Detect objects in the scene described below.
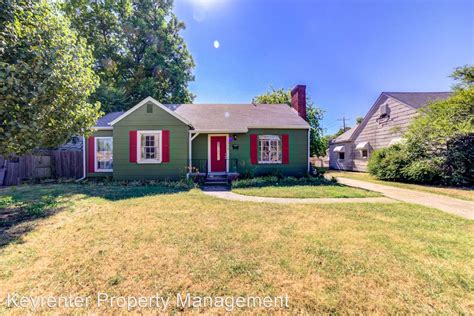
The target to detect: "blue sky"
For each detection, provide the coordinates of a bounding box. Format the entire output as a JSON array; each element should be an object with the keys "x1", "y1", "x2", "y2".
[{"x1": 174, "y1": 0, "x2": 474, "y2": 134}]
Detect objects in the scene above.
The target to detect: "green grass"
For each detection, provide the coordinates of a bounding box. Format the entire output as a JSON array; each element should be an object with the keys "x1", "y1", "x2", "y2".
[
  {"x1": 233, "y1": 185, "x2": 382, "y2": 198},
  {"x1": 0, "y1": 184, "x2": 473, "y2": 314},
  {"x1": 327, "y1": 171, "x2": 474, "y2": 202}
]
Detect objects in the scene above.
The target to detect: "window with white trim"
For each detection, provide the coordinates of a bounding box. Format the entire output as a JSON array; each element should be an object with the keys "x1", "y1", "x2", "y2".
[
  {"x1": 138, "y1": 131, "x2": 162, "y2": 163},
  {"x1": 95, "y1": 137, "x2": 113, "y2": 171},
  {"x1": 258, "y1": 135, "x2": 282, "y2": 164}
]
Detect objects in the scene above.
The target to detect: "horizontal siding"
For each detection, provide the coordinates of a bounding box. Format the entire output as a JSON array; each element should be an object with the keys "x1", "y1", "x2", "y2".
[
  {"x1": 329, "y1": 143, "x2": 355, "y2": 170},
  {"x1": 192, "y1": 134, "x2": 208, "y2": 160},
  {"x1": 233, "y1": 129, "x2": 308, "y2": 176},
  {"x1": 112, "y1": 101, "x2": 190, "y2": 180},
  {"x1": 354, "y1": 98, "x2": 418, "y2": 149},
  {"x1": 192, "y1": 129, "x2": 308, "y2": 176},
  {"x1": 330, "y1": 97, "x2": 419, "y2": 172}
]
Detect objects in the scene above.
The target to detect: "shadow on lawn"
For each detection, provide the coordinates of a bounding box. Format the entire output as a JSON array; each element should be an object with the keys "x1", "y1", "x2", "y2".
[{"x1": 0, "y1": 183, "x2": 191, "y2": 248}]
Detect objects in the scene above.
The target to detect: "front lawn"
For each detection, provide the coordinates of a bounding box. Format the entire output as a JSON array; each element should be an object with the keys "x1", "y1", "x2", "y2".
[
  {"x1": 327, "y1": 171, "x2": 474, "y2": 201},
  {"x1": 233, "y1": 185, "x2": 381, "y2": 198},
  {"x1": 0, "y1": 184, "x2": 472, "y2": 314}
]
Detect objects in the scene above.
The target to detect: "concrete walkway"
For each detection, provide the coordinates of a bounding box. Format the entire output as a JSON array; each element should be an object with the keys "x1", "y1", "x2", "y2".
[
  {"x1": 202, "y1": 190, "x2": 395, "y2": 204},
  {"x1": 334, "y1": 177, "x2": 474, "y2": 220}
]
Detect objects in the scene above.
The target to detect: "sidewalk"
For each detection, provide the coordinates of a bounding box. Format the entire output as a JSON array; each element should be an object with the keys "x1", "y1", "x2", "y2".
[{"x1": 334, "y1": 177, "x2": 474, "y2": 220}]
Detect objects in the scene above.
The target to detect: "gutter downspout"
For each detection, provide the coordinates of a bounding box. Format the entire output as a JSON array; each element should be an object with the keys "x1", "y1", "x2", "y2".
[
  {"x1": 307, "y1": 128, "x2": 311, "y2": 173},
  {"x1": 76, "y1": 135, "x2": 87, "y2": 181},
  {"x1": 187, "y1": 133, "x2": 192, "y2": 179}
]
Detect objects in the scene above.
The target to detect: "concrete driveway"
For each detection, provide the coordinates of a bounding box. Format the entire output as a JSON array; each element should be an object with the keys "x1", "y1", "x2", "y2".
[{"x1": 334, "y1": 177, "x2": 474, "y2": 220}]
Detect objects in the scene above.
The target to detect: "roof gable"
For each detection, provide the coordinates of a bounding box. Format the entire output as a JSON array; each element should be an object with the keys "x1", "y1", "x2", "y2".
[
  {"x1": 109, "y1": 97, "x2": 192, "y2": 126},
  {"x1": 343, "y1": 91, "x2": 451, "y2": 142}
]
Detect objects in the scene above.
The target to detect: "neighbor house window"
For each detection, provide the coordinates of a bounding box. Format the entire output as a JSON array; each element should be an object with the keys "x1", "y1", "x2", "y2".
[
  {"x1": 258, "y1": 135, "x2": 282, "y2": 164},
  {"x1": 95, "y1": 137, "x2": 113, "y2": 171},
  {"x1": 338, "y1": 152, "x2": 345, "y2": 160},
  {"x1": 138, "y1": 131, "x2": 162, "y2": 163},
  {"x1": 362, "y1": 150, "x2": 368, "y2": 158}
]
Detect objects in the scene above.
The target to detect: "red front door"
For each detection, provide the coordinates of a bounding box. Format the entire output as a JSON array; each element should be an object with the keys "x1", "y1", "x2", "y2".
[{"x1": 210, "y1": 136, "x2": 227, "y2": 172}]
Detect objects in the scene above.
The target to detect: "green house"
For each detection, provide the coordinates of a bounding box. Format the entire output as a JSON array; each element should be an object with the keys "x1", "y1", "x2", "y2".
[{"x1": 85, "y1": 85, "x2": 310, "y2": 180}]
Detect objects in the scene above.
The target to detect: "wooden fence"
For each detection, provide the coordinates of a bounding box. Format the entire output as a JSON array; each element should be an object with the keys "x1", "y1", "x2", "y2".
[{"x1": 0, "y1": 150, "x2": 83, "y2": 186}]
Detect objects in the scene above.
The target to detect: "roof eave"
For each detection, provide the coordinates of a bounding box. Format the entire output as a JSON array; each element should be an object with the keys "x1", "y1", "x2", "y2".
[
  {"x1": 247, "y1": 125, "x2": 310, "y2": 130},
  {"x1": 191, "y1": 129, "x2": 248, "y2": 133}
]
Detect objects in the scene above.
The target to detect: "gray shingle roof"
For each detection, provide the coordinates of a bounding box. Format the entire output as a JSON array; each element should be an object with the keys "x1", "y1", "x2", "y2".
[
  {"x1": 94, "y1": 104, "x2": 309, "y2": 131},
  {"x1": 384, "y1": 92, "x2": 451, "y2": 109},
  {"x1": 95, "y1": 111, "x2": 124, "y2": 127},
  {"x1": 333, "y1": 125, "x2": 359, "y2": 143},
  {"x1": 173, "y1": 103, "x2": 309, "y2": 131}
]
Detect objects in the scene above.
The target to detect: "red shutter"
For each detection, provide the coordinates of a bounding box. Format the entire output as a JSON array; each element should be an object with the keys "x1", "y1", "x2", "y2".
[
  {"x1": 250, "y1": 134, "x2": 258, "y2": 164},
  {"x1": 162, "y1": 130, "x2": 170, "y2": 162},
  {"x1": 87, "y1": 137, "x2": 95, "y2": 173},
  {"x1": 129, "y1": 130, "x2": 137, "y2": 163},
  {"x1": 282, "y1": 134, "x2": 289, "y2": 164}
]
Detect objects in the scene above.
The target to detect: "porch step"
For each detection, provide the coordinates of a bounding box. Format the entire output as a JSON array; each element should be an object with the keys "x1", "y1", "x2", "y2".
[
  {"x1": 203, "y1": 180, "x2": 229, "y2": 186},
  {"x1": 202, "y1": 184, "x2": 230, "y2": 192},
  {"x1": 202, "y1": 174, "x2": 230, "y2": 191},
  {"x1": 206, "y1": 174, "x2": 228, "y2": 180}
]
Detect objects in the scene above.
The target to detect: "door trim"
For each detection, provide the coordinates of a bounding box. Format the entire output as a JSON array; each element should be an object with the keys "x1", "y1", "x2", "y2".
[{"x1": 208, "y1": 134, "x2": 229, "y2": 173}]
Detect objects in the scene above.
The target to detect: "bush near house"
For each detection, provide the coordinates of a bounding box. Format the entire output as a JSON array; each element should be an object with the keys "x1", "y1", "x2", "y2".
[
  {"x1": 367, "y1": 145, "x2": 409, "y2": 182},
  {"x1": 368, "y1": 65, "x2": 474, "y2": 187},
  {"x1": 443, "y1": 133, "x2": 474, "y2": 186},
  {"x1": 231, "y1": 176, "x2": 336, "y2": 189}
]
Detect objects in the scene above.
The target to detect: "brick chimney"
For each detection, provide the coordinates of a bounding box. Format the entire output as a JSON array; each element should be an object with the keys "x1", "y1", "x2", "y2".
[{"x1": 291, "y1": 85, "x2": 306, "y2": 120}]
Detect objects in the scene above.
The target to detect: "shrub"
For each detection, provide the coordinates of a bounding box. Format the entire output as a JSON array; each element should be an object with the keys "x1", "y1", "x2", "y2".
[
  {"x1": 442, "y1": 133, "x2": 474, "y2": 186},
  {"x1": 367, "y1": 145, "x2": 409, "y2": 181},
  {"x1": 231, "y1": 176, "x2": 336, "y2": 189},
  {"x1": 79, "y1": 178, "x2": 197, "y2": 189},
  {"x1": 401, "y1": 158, "x2": 443, "y2": 184}
]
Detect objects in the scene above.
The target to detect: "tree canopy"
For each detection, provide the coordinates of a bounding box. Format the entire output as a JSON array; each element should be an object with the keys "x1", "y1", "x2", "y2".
[
  {"x1": 0, "y1": 0, "x2": 101, "y2": 156},
  {"x1": 253, "y1": 87, "x2": 326, "y2": 157},
  {"x1": 61, "y1": 0, "x2": 195, "y2": 113},
  {"x1": 404, "y1": 65, "x2": 474, "y2": 160}
]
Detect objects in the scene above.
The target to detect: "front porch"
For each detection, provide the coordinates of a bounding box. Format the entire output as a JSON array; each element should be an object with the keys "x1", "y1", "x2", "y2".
[{"x1": 187, "y1": 158, "x2": 240, "y2": 183}]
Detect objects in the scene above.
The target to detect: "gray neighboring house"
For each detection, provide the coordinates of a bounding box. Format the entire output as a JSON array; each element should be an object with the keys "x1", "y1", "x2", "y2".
[{"x1": 329, "y1": 92, "x2": 451, "y2": 171}]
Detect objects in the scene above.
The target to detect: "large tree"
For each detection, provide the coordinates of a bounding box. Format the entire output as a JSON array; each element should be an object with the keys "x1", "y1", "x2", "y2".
[
  {"x1": 254, "y1": 87, "x2": 326, "y2": 157},
  {"x1": 62, "y1": 0, "x2": 195, "y2": 113},
  {"x1": 0, "y1": 0, "x2": 101, "y2": 156},
  {"x1": 404, "y1": 65, "x2": 474, "y2": 160}
]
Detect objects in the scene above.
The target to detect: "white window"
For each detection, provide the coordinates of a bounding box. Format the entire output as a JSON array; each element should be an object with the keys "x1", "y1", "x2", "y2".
[
  {"x1": 95, "y1": 137, "x2": 113, "y2": 172},
  {"x1": 138, "y1": 131, "x2": 162, "y2": 163},
  {"x1": 258, "y1": 135, "x2": 282, "y2": 164}
]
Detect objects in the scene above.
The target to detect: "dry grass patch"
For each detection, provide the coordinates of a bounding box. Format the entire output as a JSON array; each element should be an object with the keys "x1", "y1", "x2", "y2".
[
  {"x1": 0, "y1": 184, "x2": 472, "y2": 314},
  {"x1": 327, "y1": 171, "x2": 474, "y2": 201}
]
